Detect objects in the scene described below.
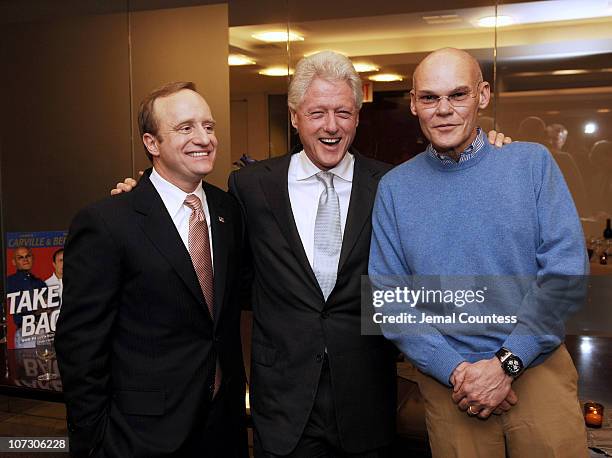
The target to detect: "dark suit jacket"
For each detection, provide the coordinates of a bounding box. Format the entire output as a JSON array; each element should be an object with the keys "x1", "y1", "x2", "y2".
[
  {"x1": 228, "y1": 150, "x2": 397, "y2": 455},
  {"x1": 56, "y1": 170, "x2": 248, "y2": 458}
]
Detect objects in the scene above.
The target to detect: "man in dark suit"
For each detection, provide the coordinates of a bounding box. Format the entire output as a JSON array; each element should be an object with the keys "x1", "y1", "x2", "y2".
[
  {"x1": 229, "y1": 51, "x2": 397, "y2": 458},
  {"x1": 56, "y1": 82, "x2": 248, "y2": 458},
  {"x1": 228, "y1": 51, "x2": 510, "y2": 457}
]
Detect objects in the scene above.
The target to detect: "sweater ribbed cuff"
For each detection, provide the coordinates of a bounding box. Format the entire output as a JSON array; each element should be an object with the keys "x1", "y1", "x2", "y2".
[
  {"x1": 426, "y1": 351, "x2": 466, "y2": 387},
  {"x1": 501, "y1": 334, "x2": 542, "y2": 368}
]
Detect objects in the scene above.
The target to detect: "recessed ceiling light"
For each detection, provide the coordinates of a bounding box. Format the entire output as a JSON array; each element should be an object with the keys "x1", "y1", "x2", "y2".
[
  {"x1": 369, "y1": 74, "x2": 403, "y2": 82},
  {"x1": 228, "y1": 54, "x2": 256, "y2": 66},
  {"x1": 477, "y1": 15, "x2": 514, "y2": 27},
  {"x1": 252, "y1": 31, "x2": 304, "y2": 42},
  {"x1": 353, "y1": 63, "x2": 379, "y2": 73},
  {"x1": 597, "y1": 108, "x2": 611, "y2": 113},
  {"x1": 552, "y1": 69, "x2": 589, "y2": 75},
  {"x1": 546, "y1": 110, "x2": 561, "y2": 115},
  {"x1": 584, "y1": 122, "x2": 597, "y2": 134},
  {"x1": 258, "y1": 67, "x2": 294, "y2": 76}
]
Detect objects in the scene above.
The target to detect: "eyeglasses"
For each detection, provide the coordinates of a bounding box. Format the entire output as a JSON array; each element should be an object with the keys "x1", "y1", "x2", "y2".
[{"x1": 412, "y1": 82, "x2": 482, "y2": 108}]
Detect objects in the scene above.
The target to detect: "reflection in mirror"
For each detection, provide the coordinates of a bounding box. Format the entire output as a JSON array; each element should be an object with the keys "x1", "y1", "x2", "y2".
[
  {"x1": 495, "y1": 1, "x2": 612, "y2": 234},
  {"x1": 229, "y1": 0, "x2": 291, "y2": 163},
  {"x1": 284, "y1": 1, "x2": 497, "y2": 163}
]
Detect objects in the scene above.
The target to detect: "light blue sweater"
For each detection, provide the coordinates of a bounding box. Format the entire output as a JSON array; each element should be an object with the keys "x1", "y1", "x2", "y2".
[{"x1": 369, "y1": 136, "x2": 588, "y2": 385}]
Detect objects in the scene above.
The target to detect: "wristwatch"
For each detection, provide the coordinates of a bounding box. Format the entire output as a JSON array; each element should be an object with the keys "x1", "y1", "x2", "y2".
[{"x1": 495, "y1": 347, "x2": 524, "y2": 377}]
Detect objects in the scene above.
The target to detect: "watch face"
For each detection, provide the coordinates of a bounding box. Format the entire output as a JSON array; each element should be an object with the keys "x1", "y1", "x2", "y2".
[{"x1": 505, "y1": 356, "x2": 523, "y2": 375}]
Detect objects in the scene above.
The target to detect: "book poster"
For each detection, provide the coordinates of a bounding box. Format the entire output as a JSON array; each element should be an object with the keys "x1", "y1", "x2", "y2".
[{"x1": 5, "y1": 231, "x2": 67, "y2": 349}]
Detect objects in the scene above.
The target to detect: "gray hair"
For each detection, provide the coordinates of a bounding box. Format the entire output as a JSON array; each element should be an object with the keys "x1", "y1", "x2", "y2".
[{"x1": 288, "y1": 51, "x2": 363, "y2": 111}]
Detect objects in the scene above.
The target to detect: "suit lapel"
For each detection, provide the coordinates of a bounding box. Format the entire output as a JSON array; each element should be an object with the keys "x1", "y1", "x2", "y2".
[
  {"x1": 204, "y1": 182, "x2": 229, "y2": 326},
  {"x1": 338, "y1": 152, "x2": 378, "y2": 272},
  {"x1": 133, "y1": 173, "x2": 211, "y2": 320},
  {"x1": 259, "y1": 156, "x2": 321, "y2": 295}
]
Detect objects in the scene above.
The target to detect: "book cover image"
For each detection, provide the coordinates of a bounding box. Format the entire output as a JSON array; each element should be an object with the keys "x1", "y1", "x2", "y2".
[{"x1": 5, "y1": 231, "x2": 67, "y2": 349}]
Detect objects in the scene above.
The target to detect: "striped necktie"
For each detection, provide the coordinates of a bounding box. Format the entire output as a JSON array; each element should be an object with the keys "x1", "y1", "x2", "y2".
[
  {"x1": 184, "y1": 194, "x2": 214, "y2": 315},
  {"x1": 184, "y1": 193, "x2": 221, "y2": 396}
]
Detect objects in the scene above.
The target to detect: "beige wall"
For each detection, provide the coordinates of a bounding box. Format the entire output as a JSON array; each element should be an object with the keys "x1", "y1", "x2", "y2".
[
  {"x1": 231, "y1": 93, "x2": 270, "y2": 161},
  {"x1": 130, "y1": 4, "x2": 231, "y2": 189}
]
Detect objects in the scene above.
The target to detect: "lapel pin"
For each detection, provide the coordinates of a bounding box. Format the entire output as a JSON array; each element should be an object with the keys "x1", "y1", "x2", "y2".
[{"x1": 218, "y1": 216, "x2": 225, "y2": 223}]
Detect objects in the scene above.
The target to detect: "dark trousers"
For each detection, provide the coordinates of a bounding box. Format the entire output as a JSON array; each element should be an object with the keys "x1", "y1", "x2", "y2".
[
  {"x1": 254, "y1": 356, "x2": 390, "y2": 458},
  {"x1": 94, "y1": 381, "x2": 248, "y2": 458},
  {"x1": 195, "y1": 382, "x2": 249, "y2": 458}
]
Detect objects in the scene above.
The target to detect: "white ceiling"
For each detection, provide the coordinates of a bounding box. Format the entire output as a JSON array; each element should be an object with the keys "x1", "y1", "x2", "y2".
[{"x1": 229, "y1": 0, "x2": 612, "y2": 95}]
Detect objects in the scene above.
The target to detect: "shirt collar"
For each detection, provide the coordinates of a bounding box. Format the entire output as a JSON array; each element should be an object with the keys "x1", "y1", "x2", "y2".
[
  {"x1": 427, "y1": 127, "x2": 485, "y2": 164},
  {"x1": 294, "y1": 149, "x2": 354, "y2": 183},
  {"x1": 150, "y1": 167, "x2": 205, "y2": 219}
]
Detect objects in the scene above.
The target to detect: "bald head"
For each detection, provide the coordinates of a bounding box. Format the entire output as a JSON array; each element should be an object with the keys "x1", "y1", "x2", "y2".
[
  {"x1": 13, "y1": 247, "x2": 33, "y2": 272},
  {"x1": 410, "y1": 47, "x2": 490, "y2": 157},
  {"x1": 413, "y1": 48, "x2": 483, "y2": 89}
]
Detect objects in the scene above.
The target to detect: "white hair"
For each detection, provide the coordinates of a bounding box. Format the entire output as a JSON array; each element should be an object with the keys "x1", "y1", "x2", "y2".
[{"x1": 288, "y1": 50, "x2": 363, "y2": 111}]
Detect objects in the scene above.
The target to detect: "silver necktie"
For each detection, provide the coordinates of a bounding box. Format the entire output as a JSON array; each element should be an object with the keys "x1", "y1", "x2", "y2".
[{"x1": 313, "y1": 171, "x2": 342, "y2": 300}]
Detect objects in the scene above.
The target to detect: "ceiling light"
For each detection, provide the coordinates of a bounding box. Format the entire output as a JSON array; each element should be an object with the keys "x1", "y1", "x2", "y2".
[
  {"x1": 228, "y1": 54, "x2": 255, "y2": 66},
  {"x1": 546, "y1": 110, "x2": 561, "y2": 115},
  {"x1": 353, "y1": 63, "x2": 379, "y2": 73},
  {"x1": 552, "y1": 69, "x2": 589, "y2": 75},
  {"x1": 584, "y1": 122, "x2": 597, "y2": 134},
  {"x1": 597, "y1": 108, "x2": 611, "y2": 113},
  {"x1": 252, "y1": 31, "x2": 304, "y2": 42},
  {"x1": 369, "y1": 74, "x2": 403, "y2": 82},
  {"x1": 258, "y1": 67, "x2": 294, "y2": 76},
  {"x1": 477, "y1": 15, "x2": 514, "y2": 28}
]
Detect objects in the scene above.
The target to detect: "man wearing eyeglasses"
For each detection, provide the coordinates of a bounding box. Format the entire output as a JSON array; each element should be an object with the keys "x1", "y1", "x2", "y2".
[{"x1": 369, "y1": 48, "x2": 588, "y2": 457}]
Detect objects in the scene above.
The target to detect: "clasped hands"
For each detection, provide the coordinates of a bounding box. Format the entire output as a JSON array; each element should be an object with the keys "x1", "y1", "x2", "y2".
[{"x1": 450, "y1": 358, "x2": 517, "y2": 419}]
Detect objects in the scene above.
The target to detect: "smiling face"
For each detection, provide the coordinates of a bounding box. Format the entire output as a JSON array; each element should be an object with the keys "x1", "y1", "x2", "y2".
[
  {"x1": 143, "y1": 89, "x2": 217, "y2": 192},
  {"x1": 410, "y1": 49, "x2": 490, "y2": 154},
  {"x1": 290, "y1": 78, "x2": 359, "y2": 170}
]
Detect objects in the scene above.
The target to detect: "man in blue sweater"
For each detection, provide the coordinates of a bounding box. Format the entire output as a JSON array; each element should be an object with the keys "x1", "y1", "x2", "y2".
[{"x1": 369, "y1": 48, "x2": 588, "y2": 458}]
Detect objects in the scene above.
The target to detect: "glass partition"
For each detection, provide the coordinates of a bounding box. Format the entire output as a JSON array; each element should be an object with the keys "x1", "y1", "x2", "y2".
[
  {"x1": 1, "y1": 0, "x2": 610, "y2": 380},
  {"x1": 284, "y1": 1, "x2": 497, "y2": 163},
  {"x1": 0, "y1": 0, "x2": 132, "y2": 385},
  {"x1": 495, "y1": 0, "x2": 612, "y2": 237},
  {"x1": 229, "y1": 0, "x2": 291, "y2": 161}
]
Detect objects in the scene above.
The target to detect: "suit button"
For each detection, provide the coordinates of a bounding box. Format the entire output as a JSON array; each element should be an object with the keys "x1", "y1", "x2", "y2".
[
  {"x1": 315, "y1": 354, "x2": 323, "y2": 363},
  {"x1": 321, "y1": 311, "x2": 329, "y2": 319}
]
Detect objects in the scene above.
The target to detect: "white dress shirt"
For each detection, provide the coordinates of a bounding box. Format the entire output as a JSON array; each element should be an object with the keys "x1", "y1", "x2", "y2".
[
  {"x1": 45, "y1": 273, "x2": 63, "y2": 298},
  {"x1": 288, "y1": 150, "x2": 354, "y2": 267},
  {"x1": 149, "y1": 168, "x2": 214, "y2": 267}
]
